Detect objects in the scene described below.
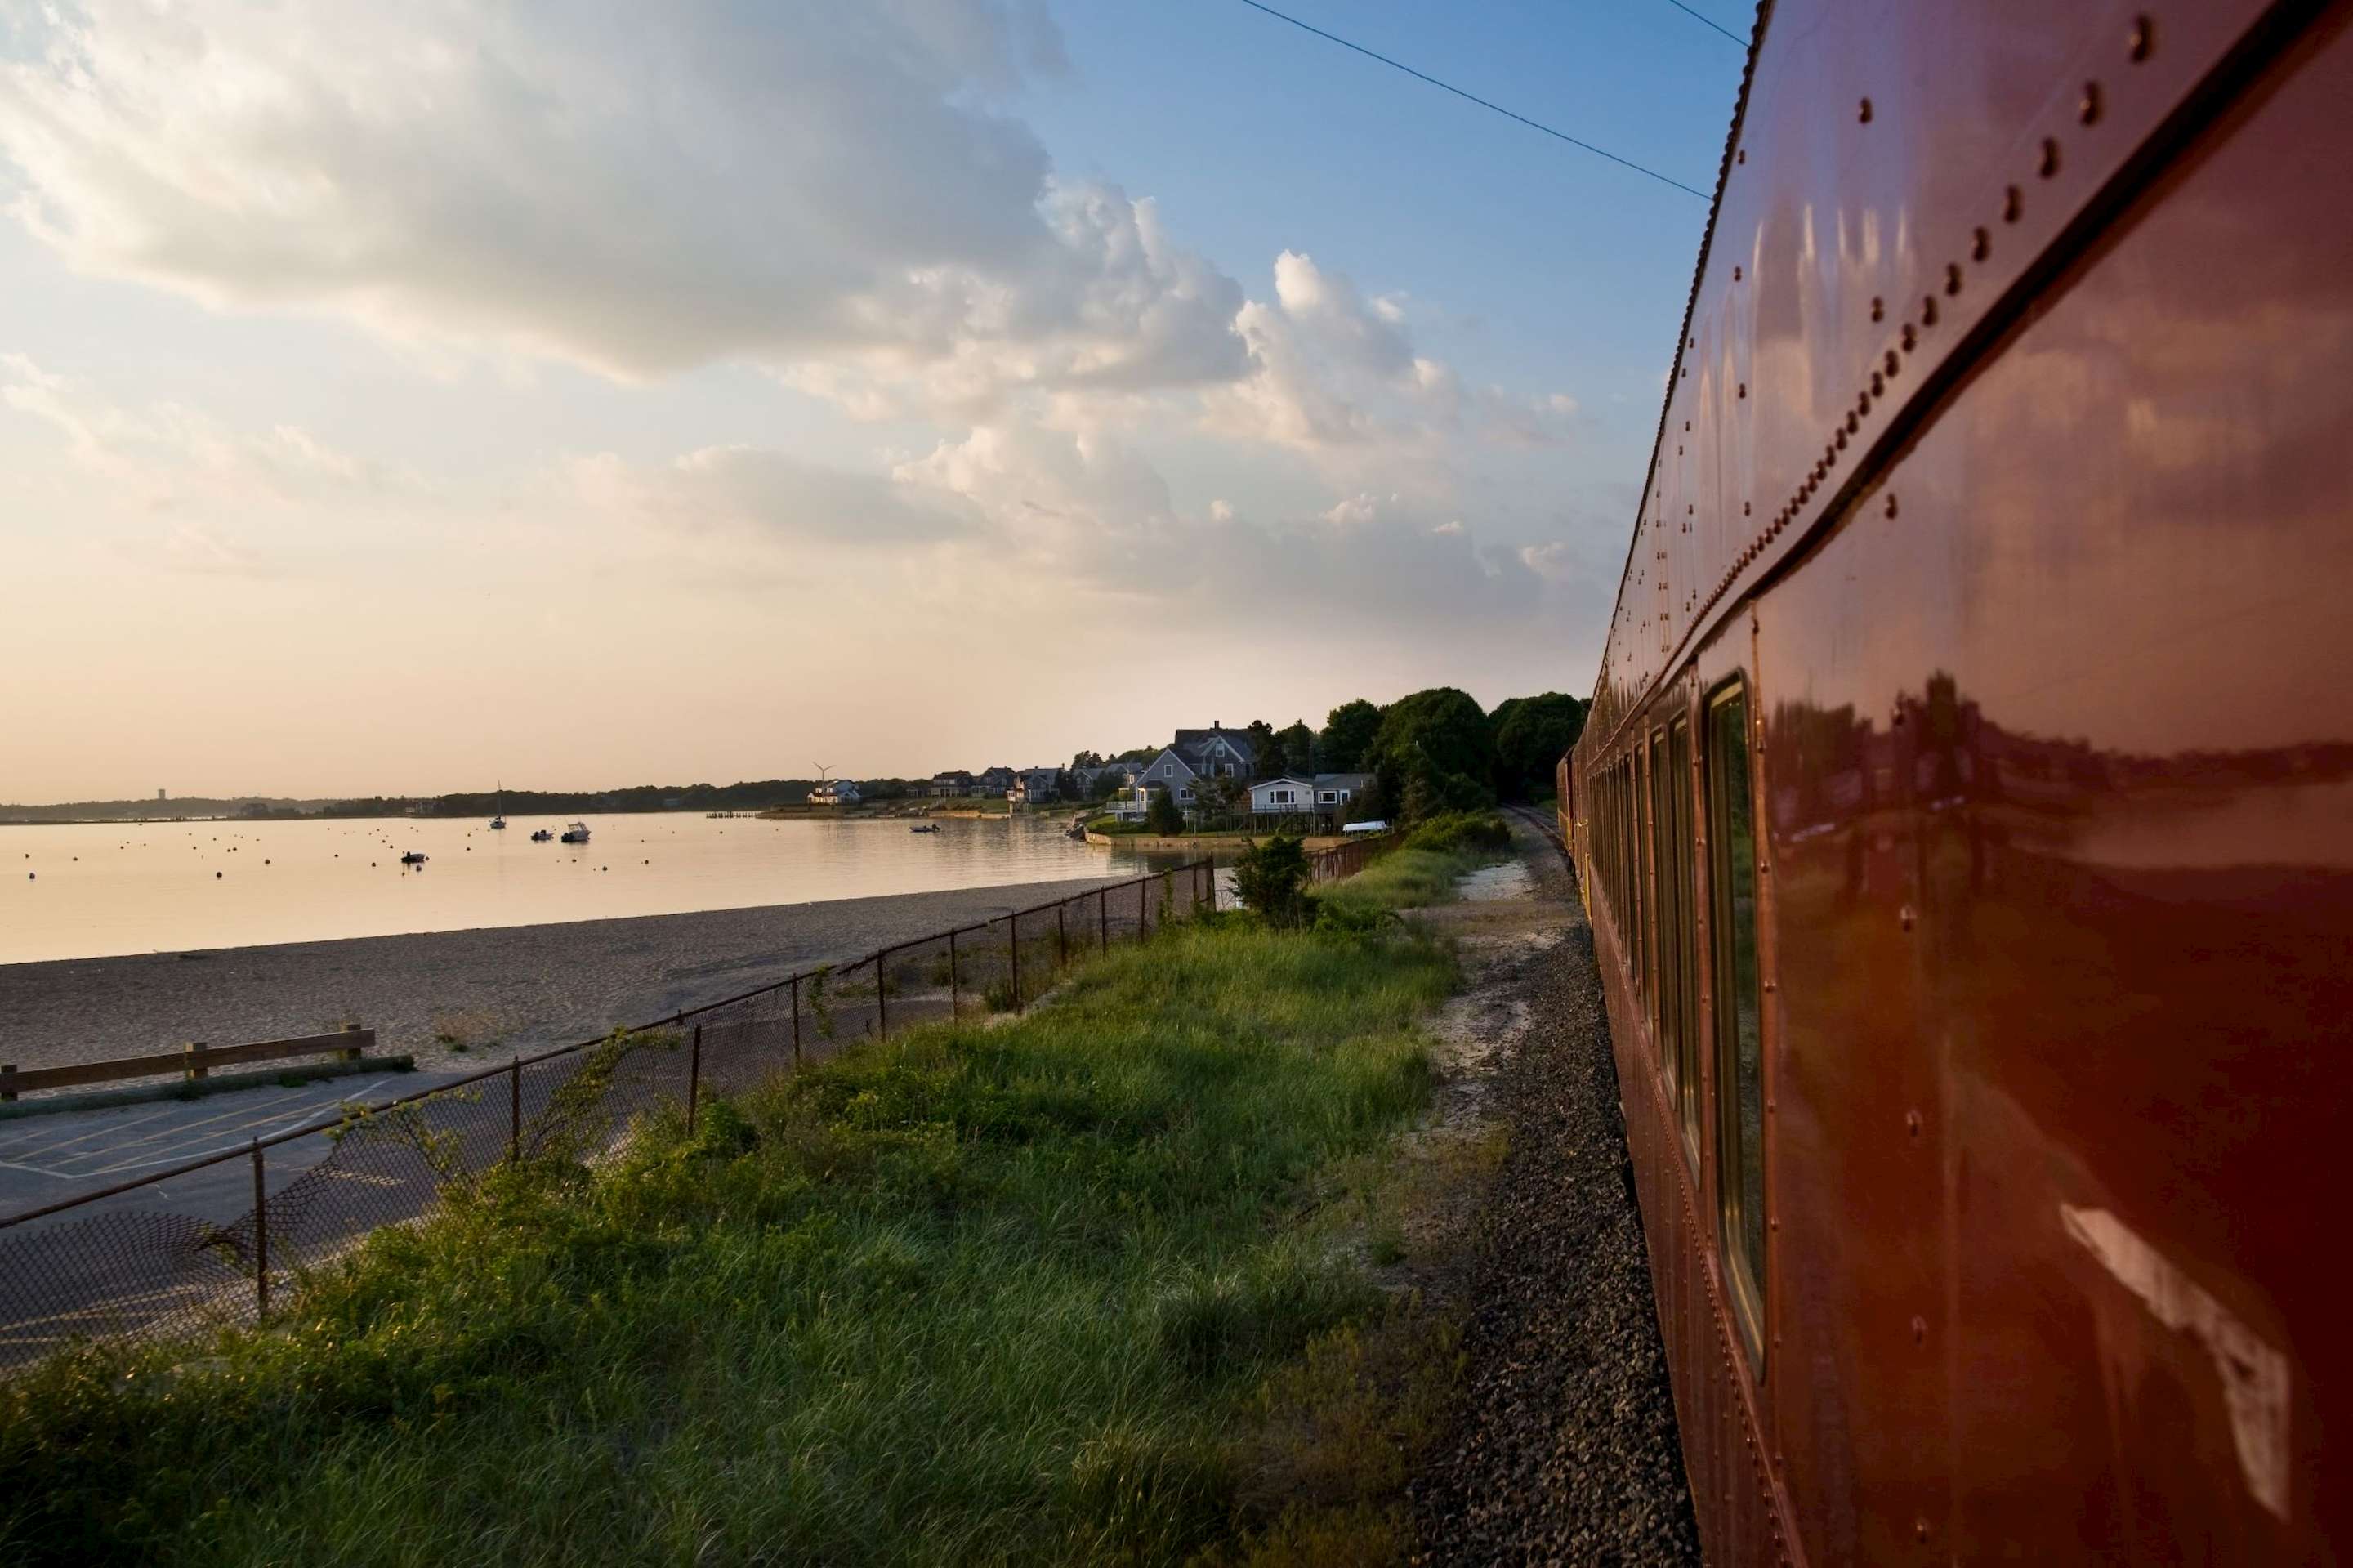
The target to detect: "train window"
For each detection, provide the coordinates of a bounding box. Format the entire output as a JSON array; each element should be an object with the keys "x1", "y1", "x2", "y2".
[
  {"x1": 1648, "y1": 728, "x2": 1673, "y2": 1089},
  {"x1": 1669, "y1": 717, "x2": 1702, "y2": 1168},
  {"x1": 1707, "y1": 680, "x2": 1767, "y2": 1371},
  {"x1": 1635, "y1": 745, "x2": 1654, "y2": 1008}
]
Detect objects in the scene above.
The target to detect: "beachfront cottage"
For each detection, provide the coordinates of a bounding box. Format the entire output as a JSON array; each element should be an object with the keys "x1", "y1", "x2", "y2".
[
  {"x1": 928, "y1": 771, "x2": 974, "y2": 797},
  {"x1": 1110, "y1": 725, "x2": 1258, "y2": 821},
  {"x1": 810, "y1": 780, "x2": 862, "y2": 806},
  {"x1": 1248, "y1": 772, "x2": 1370, "y2": 822},
  {"x1": 975, "y1": 766, "x2": 1016, "y2": 797},
  {"x1": 1008, "y1": 766, "x2": 1064, "y2": 805}
]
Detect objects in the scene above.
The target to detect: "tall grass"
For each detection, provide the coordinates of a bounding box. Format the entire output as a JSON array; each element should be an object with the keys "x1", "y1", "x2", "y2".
[
  {"x1": 0, "y1": 918, "x2": 1454, "y2": 1567},
  {"x1": 1313, "y1": 812, "x2": 1513, "y2": 920}
]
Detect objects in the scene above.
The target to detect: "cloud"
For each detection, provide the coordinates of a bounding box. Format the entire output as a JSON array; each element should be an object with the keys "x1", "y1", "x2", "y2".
[
  {"x1": 569, "y1": 445, "x2": 977, "y2": 546},
  {"x1": 0, "y1": 0, "x2": 1246, "y2": 401},
  {"x1": 0, "y1": 352, "x2": 385, "y2": 511}
]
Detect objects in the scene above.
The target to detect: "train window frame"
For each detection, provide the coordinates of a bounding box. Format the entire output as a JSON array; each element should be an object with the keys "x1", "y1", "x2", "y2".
[
  {"x1": 1668, "y1": 714, "x2": 1703, "y2": 1174},
  {"x1": 1705, "y1": 677, "x2": 1769, "y2": 1377},
  {"x1": 1647, "y1": 726, "x2": 1674, "y2": 1101}
]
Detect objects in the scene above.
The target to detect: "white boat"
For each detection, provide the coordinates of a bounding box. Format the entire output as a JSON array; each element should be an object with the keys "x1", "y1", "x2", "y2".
[{"x1": 559, "y1": 821, "x2": 591, "y2": 844}]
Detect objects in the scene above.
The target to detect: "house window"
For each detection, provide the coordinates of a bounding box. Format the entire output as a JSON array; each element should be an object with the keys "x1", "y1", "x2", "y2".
[
  {"x1": 1319, "y1": 791, "x2": 1337, "y2": 803},
  {"x1": 1179, "y1": 788, "x2": 1194, "y2": 802},
  {"x1": 1270, "y1": 789, "x2": 1294, "y2": 805}
]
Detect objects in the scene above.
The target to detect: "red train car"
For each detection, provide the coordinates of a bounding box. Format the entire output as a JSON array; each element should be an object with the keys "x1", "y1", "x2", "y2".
[{"x1": 1568, "y1": 2, "x2": 2353, "y2": 1561}]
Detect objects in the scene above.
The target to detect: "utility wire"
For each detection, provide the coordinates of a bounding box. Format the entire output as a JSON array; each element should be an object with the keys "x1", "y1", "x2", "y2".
[
  {"x1": 1231, "y1": 0, "x2": 1709, "y2": 199},
  {"x1": 1661, "y1": 0, "x2": 1747, "y2": 47}
]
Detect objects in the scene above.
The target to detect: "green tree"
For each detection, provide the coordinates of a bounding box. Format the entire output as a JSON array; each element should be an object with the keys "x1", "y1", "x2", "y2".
[
  {"x1": 1232, "y1": 835, "x2": 1311, "y2": 928},
  {"x1": 1367, "y1": 687, "x2": 1496, "y2": 823},
  {"x1": 1069, "y1": 749, "x2": 1105, "y2": 771},
  {"x1": 1275, "y1": 720, "x2": 1316, "y2": 776},
  {"x1": 1490, "y1": 692, "x2": 1589, "y2": 802},
  {"x1": 1243, "y1": 720, "x2": 1279, "y2": 780},
  {"x1": 1317, "y1": 699, "x2": 1382, "y2": 772},
  {"x1": 1145, "y1": 789, "x2": 1185, "y2": 835}
]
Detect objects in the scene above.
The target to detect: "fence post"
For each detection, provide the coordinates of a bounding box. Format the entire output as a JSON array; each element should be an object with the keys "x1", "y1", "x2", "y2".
[
  {"x1": 687, "y1": 1024, "x2": 703, "y2": 1134},
  {"x1": 185, "y1": 1040, "x2": 208, "y2": 1083},
  {"x1": 1057, "y1": 901, "x2": 1067, "y2": 968},
  {"x1": 251, "y1": 1138, "x2": 269, "y2": 1319},
  {"x1": 1098, "y1": 888, "x2": 1108, "y2": 953},
  {"x1": 876, "y1": 949, "x2": 889, "y2": 1038},
  {"x1": 0, "y1": 1064, "x2": 13, "y2": 1104},
  {"x1": 508, "y1": 1057, "x2": 521, "y2": 1163},
  {"x1": 1140, "y1": 877, "x2": 1149, "y2": 940},
  {"x1": 791, "y1": 975, "x2": 802, "y2": 1065},
  {"x1": 1011, "y1": 910, "x2": 1023, "y2": 1011},
  {"x1": 949, "y1": 928, "x2": 961, "y2": 1015}
]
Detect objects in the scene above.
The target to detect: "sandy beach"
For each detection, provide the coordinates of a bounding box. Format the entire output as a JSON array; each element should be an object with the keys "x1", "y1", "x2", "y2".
[{"x1": 0, "y1": 874, "x2": 1140, "y2": 1074}]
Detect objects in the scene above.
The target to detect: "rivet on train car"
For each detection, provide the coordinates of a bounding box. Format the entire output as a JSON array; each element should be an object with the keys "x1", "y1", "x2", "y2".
[
  {"x1": 2080, "y1": 81, "x2": 2104, "y2": 125},
  {"x1": 2039, "y1": 136, "x2": 2062, "y2": 178},
  {"x1": 1744, "y1": 501, "x2": 1752, "y2": 516},
  {"x1": 2128, "y1": 15, "x2": 2154, "y2": 62},
  {"x1": 1972, "y1": 226, "x2": 1990, "y2": 262},
  {"x1": 1846, "y1": 411, "x2": 1860, "y2": 435},
  {"x1": 1886, "y1": 493, "x2": 1900, "y2": 518},
  {"x1": 1900, "y1": 905, "x2": 1915, "y2": 931},
  {"x1": 2003, "y1": 185, "x2": 2023, "y2": 223},
  {"x1": 1738, "y1": 146, "x2": 1748, "y2": 163},
  {"x1": 1871, "y1": 372, "x2": 1884, "y2": 396},
  {"x1": 1901, "y1": 324, "x2": 1917, "y2": 351},
  {"x1": 1916, "y1": 1520, "x2": 1931, "y2": 1544},
  {"x1": 1836, "y1": 429, "x2": 1849, "y2": 449},
  {"x1": 1734, "y1": 265, "x2": 1743, "y2": 281},
  {"x1": 1906, "y1": 1109, "x2": 1923, "y2": 1139},
  {"x1": 1912, "y1": 1315, "x2": 1928, "y2": 1346},
  {"x1": 1685, "y1": 420, "x2": 1691, "y2": 431},
  {"x1": 1769, "y1": 1217, "x2": 1779, "y2": 1231},
  {"x1": 1886, "y1": 349, "x2": 1900, "y2": 377},
  {"x1": 1944, "y1": 263, "x2": 1962, "y2": 295},
  {"x1": 1869, "y1": 295, "x2": 1884, "y2": 323},
  {"x1": 1921, "y1": 297, "x2": 1939, "y2": 327},
  {"x1": 1858, "y1": 96, "x2": 1873, "y2": 123},
  {"x1": 1739, "y1": 382, "x2": 1747, "y2": 397}
]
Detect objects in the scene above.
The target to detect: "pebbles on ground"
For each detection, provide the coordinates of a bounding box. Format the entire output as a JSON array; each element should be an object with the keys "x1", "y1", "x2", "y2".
[{"x1": 1409, "y1": 830, "x2": 1701, "y2": 1564}]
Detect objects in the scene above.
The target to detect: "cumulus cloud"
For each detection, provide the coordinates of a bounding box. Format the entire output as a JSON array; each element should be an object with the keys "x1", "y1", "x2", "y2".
[{"x1": 0, "y1": 0, "x2": 1240, "y2": 395}]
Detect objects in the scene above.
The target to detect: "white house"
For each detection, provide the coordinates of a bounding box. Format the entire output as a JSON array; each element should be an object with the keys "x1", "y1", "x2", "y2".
[
  {"x1": 1248, "y1": 771, "x2": 1371, "y2": 818},
  {"x1": 810, "y1": 780, "x2": 861, "y2": 806}
]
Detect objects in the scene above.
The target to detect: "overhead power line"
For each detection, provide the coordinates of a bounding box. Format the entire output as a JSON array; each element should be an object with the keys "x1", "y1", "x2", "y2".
[
  {"x1": 1231, "y1": 0, "x2": 1710, "y2": 200},
  {"x1": 1661, "y1": 0, "x2": 1747, "y2": 47}
]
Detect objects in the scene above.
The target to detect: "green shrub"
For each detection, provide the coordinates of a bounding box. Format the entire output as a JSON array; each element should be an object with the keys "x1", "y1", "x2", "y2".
[
  {"x1": 1401, "y1": 811, "x2": 1510, "y2": 856},
  {"x1": 1233, "y1": 836, "x2": 1311, "y2": 928}
]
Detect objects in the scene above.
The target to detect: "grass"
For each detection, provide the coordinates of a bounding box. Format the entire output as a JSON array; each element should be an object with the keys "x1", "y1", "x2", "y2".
[
  {"x1": 0, "y1": 915, "x2": 1459, "y2": 1567},
  {"x1": 1312, "y1": 814, "x2": 1514, "y2": 922}
]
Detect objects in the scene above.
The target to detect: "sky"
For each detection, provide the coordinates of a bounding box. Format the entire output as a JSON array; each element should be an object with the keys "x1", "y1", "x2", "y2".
[{"x1": 0, "y1": 0, "x2": 1750, "y2": 802}]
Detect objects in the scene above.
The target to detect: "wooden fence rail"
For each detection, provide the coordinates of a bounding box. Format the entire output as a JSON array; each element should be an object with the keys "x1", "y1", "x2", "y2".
[{"x1": 1, "y1": 1025, "x2": 374, "y2": 1101}]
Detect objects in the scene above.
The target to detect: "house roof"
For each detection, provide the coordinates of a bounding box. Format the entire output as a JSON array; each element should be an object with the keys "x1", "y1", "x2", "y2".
[
  {"x1": 1170, "y1": 726, "x2": 1256, "y2": 766},
  {"x1": 1250, "y1": 775, "x2": 1315, "y2": 791},
  {"x1": 1311, "y1": 772, "x2": 1372, "y2": 791}
]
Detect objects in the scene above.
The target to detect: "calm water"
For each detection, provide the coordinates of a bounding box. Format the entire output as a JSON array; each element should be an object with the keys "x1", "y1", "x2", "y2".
[{"x1": 1, "y1": 813, "x2": 1130, "y2": 964}]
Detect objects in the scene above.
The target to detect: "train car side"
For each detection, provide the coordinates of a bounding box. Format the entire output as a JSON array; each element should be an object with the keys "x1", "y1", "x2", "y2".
[{"x1": 1570, "y1": 2, "x2": 2353, "y2": 1561}]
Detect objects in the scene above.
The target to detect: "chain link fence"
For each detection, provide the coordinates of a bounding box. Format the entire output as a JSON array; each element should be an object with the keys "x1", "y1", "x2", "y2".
[{"x1": 0, "y1": 860, "x2": 1219, "y2": 1372}]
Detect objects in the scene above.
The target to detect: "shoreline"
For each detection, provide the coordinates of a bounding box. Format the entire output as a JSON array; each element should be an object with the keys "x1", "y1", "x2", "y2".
[{"x1": 0, "y1": 873, "x2": 1139, "y2": 1076}]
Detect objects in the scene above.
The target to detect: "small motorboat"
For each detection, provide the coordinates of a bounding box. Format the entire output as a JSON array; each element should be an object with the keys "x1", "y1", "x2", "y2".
[
  {"x1": 530, "y1": 829, "x2": 553, "y2": 842},
  {"x1": 909, "y1": 823, "x2": 940, "y2": 833},
  {"x1": 489, "y1": 815, "x2": 507, "y2": 830},
  {"x1": 400, "y1": 851, "x2": 428, "y2": 865},
  {"x1": 560, "y1": 821, "x2": 591, "y2": 844}
]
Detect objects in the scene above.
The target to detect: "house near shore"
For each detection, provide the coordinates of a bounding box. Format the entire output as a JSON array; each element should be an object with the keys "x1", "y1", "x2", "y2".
[
  {"x1": 810, "y1": 780, "x2": 861, "y2": 806},
  {"x1": 927, "y1": 771, "x2": 974, "y2": 797},
  {"x1": 1008, "y1": 766, "x2": 1064, "y2": 805},
  {"x1": 1110, "y1": 724, "x2": 1259, "y2": 820},
  {"x1": 975, "y1": 766, "x2": 1016, "y2": 796},
  {"x1": 1248, "y1": 772, "x2": 1372, "y2": 819}
]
